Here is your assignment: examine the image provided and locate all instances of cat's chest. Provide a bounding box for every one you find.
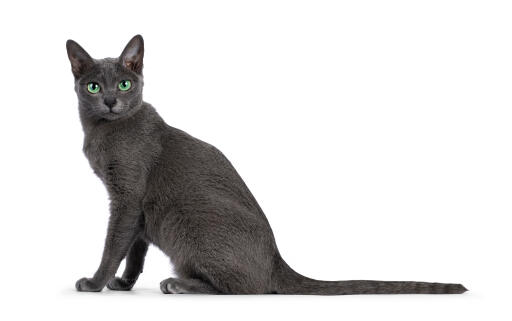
[82,133,136,181]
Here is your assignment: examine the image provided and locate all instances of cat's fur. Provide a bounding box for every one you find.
[67,35,467,295]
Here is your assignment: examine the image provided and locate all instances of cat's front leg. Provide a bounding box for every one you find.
[76,200,142,292]
[107,238,149,291]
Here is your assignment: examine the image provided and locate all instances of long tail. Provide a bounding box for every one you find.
[273,257,467,295]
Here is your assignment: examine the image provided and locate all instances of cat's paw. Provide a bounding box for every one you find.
[160,278,186,294]
[107,277,135,291]
[75,277,103,292]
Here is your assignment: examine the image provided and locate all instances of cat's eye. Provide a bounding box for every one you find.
[87,82,100,94]
[118,80,132,91]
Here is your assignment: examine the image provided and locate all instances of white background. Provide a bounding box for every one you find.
[1,0,511,320]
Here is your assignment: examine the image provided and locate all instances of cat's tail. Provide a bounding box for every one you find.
[272,256,467,295]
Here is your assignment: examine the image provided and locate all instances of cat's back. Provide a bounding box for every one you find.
[148,123,260,210]
[156,125,240,185]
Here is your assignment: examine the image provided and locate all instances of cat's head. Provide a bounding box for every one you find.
[66,35,144,121]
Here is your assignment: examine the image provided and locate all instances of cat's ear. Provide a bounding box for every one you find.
[120,35,144,74]
[66,40,94,78]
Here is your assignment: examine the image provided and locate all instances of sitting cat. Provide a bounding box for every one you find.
[67,35,466,295]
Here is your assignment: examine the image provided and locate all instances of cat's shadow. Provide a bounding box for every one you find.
[62,288,294,299]
[63,287,162,296]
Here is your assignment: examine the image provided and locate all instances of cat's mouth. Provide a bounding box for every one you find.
[109,105,124,114]
[102,104,125,115]
[101,105,130,120]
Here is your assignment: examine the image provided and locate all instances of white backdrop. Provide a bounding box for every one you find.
[1,0,511,320]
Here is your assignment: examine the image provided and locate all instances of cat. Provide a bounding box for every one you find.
[66,35,467,295]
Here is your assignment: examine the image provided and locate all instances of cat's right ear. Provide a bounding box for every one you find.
[66,40,94,78]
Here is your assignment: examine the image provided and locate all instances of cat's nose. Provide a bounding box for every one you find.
[104,97,117,108]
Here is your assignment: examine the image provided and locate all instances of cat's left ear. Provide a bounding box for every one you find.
[120,35,144,74]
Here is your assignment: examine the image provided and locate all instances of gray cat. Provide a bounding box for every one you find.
[67,35,467,295]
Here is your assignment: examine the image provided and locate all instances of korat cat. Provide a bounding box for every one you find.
[67,35,466,295]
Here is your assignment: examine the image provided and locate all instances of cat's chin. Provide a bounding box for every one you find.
[101,112,124,121]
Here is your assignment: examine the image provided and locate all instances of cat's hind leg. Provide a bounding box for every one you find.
[160,277,220,294]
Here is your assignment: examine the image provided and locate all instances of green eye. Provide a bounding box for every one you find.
[118,80,131,91]
[87,82,100,94]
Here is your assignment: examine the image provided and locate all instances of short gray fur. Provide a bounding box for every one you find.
[67,35,467,295]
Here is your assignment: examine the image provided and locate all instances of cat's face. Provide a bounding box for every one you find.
[66,35,144,121]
